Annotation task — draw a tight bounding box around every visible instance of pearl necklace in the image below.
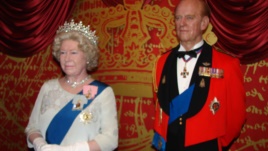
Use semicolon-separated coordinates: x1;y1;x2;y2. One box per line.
66;75;90;88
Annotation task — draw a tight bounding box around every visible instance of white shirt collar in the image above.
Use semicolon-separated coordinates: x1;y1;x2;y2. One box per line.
178;40;204;52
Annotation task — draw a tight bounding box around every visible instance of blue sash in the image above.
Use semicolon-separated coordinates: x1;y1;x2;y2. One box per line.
168;84;195;124
45;80;107;144
152;84;195;151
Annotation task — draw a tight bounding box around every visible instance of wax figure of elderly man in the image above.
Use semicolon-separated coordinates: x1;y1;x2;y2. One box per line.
152;0;246;151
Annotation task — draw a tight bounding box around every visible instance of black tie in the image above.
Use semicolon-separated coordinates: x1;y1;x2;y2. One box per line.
176;50;197;58
176;47;202;58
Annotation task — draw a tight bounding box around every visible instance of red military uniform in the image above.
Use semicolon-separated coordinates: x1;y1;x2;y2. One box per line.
152;42;246;151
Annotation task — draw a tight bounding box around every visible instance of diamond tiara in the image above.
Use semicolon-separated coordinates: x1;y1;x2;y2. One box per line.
56;19;98;45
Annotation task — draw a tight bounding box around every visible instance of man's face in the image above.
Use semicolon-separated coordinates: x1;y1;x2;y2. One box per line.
174;0;208;45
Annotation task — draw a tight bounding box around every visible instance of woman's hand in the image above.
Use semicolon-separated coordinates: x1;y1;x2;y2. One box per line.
41;141;89;151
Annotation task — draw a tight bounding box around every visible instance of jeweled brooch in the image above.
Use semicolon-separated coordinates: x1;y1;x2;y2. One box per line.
79;111;93;124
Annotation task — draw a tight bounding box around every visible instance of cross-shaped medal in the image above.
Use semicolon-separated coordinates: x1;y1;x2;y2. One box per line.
181;66;189;78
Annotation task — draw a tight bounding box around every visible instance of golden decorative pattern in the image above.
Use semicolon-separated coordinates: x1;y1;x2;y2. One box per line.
0;0;267;150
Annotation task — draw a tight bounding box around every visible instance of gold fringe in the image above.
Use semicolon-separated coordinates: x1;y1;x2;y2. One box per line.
152;55;161;93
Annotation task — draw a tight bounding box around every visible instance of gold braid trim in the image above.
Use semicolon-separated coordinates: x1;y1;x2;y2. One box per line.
152;55;162;122
152;52;170;125
152;55;161;94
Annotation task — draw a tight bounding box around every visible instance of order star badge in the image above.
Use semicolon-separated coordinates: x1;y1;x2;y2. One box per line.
79;111;93;124
210;97;220;115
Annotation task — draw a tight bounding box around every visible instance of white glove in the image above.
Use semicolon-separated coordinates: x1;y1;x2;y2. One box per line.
41;141;89;151
33;137;47;151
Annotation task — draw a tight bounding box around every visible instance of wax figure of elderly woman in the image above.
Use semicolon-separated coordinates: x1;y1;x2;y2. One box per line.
25;20;118;151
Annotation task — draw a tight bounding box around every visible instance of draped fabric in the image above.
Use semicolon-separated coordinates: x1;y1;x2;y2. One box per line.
101;0;123;7
101;0;151;8
0;0;267;61
208;0;268;64
101;0;268;64
0;0;78;57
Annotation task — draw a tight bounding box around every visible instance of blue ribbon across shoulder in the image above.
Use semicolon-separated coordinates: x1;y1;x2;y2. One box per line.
45;80;107;144
168;84;195;124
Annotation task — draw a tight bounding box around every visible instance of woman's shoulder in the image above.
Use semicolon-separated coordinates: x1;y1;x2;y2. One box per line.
42;78;60;88
45;78;59;84
92;80;109;88
91;80;114;92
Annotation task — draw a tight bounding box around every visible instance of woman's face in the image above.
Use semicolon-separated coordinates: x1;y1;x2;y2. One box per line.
59;39;87;77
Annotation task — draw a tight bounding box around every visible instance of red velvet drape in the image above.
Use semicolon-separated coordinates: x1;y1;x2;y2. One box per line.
102;0;123;7
0;0;78;57
208;0;268;64
101;0;268;64
0;0;267;62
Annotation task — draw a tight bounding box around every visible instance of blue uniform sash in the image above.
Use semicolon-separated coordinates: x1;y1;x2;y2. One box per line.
152;84;195;151
168;84;195;124
45;80;107;144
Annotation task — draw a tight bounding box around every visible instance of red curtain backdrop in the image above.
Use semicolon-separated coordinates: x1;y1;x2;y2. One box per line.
208;0;268;64
1;0;267;62
0;0;78;57
0;0;267;151
101;0;268;64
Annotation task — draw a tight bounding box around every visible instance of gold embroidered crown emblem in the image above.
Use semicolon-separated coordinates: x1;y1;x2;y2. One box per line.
57;19;98;45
